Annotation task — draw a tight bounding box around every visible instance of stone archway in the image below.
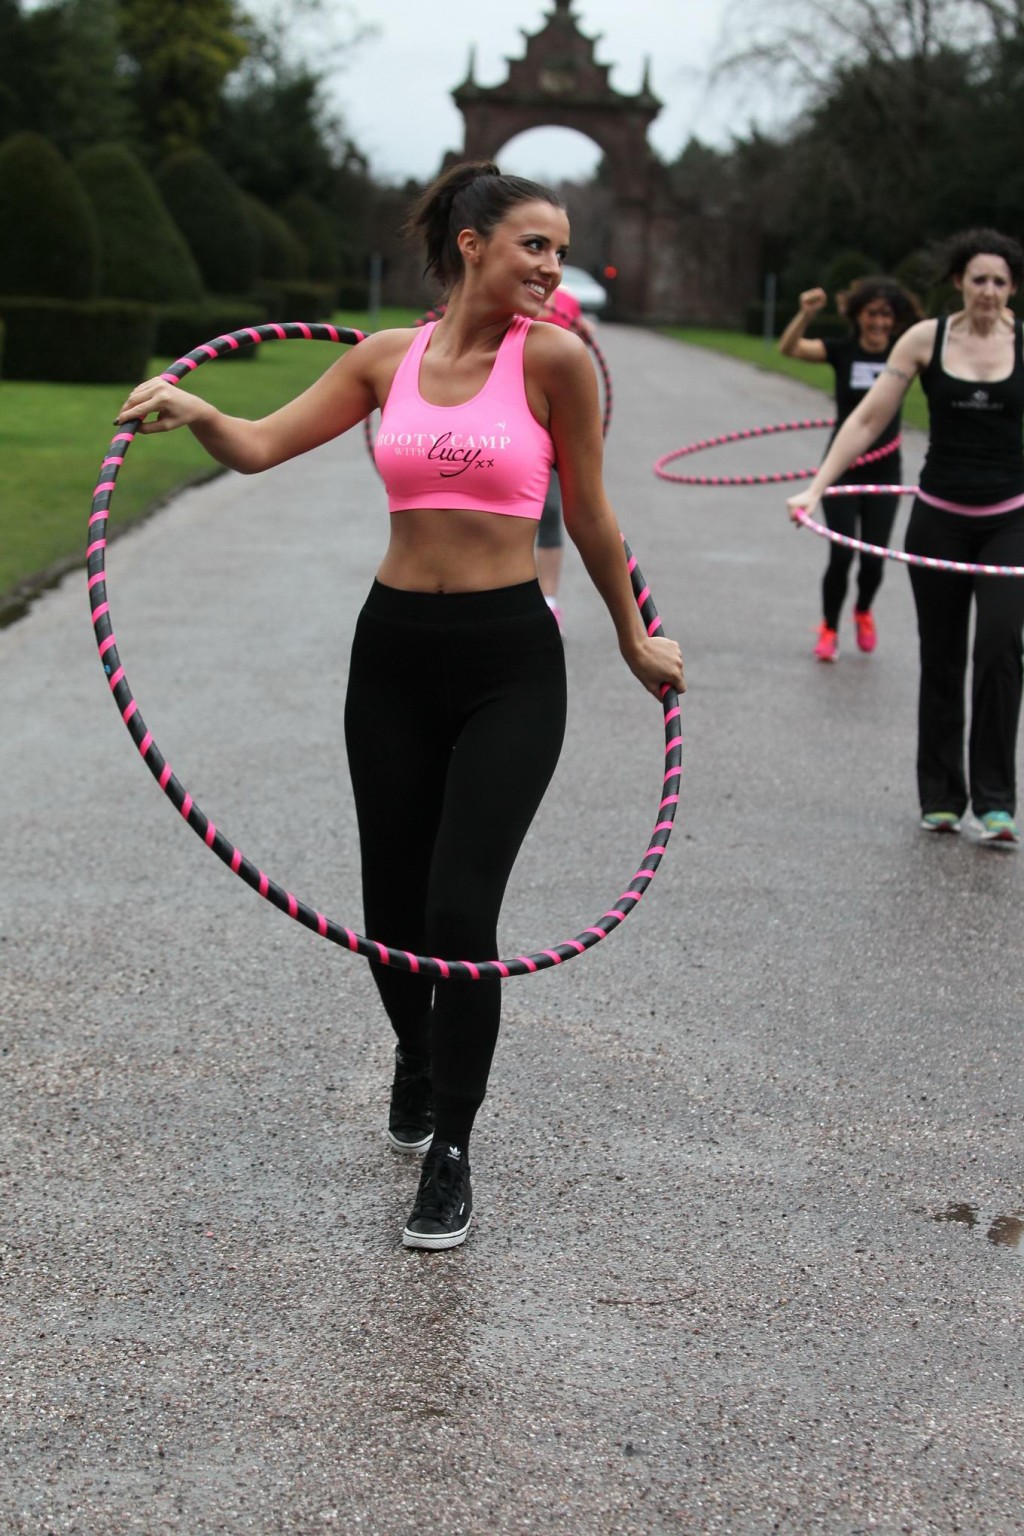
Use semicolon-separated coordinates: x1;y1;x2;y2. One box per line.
449;1;666;321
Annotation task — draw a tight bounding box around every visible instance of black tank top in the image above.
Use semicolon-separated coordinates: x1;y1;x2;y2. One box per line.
823;335;902;485
919;315;1024;505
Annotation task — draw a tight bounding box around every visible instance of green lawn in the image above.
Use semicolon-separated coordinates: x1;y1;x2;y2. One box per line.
0;308;418;611
662;327;929;433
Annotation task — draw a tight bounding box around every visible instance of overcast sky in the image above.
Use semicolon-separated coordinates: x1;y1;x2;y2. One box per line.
309;0;757;183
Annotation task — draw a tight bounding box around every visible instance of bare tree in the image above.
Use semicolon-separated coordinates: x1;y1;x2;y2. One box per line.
714;0;990;108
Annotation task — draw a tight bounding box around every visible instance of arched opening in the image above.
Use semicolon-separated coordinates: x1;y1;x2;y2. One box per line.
447;0;758;323
495;127;610;276
496;126;602;184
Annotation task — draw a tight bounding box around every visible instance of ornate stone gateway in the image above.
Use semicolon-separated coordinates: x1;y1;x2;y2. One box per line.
448;1;756;325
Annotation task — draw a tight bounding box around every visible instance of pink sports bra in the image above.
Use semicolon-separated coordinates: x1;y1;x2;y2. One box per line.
374;316;554;519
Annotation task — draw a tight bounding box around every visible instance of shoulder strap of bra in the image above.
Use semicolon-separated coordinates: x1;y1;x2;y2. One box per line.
484;314;530;396
391;321;434;394
379;321;433;419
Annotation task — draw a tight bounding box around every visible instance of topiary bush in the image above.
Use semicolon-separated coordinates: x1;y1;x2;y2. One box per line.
821;249;876;298
278;192;342;284
251;280;336;322
245;194;308;282
0;131;99;299
74;142;205;304
155;299;269;361
335;277;369;312
0;297;155;382
744;301;785;337
744;301;850;340
155;149;258;296
892;248;956;316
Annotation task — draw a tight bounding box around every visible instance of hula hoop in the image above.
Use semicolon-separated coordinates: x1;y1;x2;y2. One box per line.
795;485;1024;577
653;418;900;486
362;310;613;469
88;322;681;981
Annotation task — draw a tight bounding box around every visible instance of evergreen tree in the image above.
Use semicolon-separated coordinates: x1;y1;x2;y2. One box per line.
0;0;133;152
75;141;205;301
278;191;342;284
118;0;249;155
155;147;258;294
244;194;308;282
0;130;99;298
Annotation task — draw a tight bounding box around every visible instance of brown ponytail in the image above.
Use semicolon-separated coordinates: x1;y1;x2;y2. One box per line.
403;160;565;291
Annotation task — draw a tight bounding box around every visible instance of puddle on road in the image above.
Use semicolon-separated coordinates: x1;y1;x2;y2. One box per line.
932;1202;1024;1255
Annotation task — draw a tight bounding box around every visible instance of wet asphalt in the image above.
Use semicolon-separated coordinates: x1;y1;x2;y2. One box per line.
2;325;1022;1535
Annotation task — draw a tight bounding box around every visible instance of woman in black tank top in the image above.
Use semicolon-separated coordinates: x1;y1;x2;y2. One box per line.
788;229;1024;846
779;277;922;661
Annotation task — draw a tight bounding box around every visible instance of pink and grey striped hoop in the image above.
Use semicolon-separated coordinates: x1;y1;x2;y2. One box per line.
362;309;612;468
654;417;900;486
795;487;1024;576
88;322;681;980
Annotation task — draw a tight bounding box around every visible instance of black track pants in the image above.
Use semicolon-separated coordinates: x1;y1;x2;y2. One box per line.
344;579;567;1139
821;492;900;630
905;500;1024;817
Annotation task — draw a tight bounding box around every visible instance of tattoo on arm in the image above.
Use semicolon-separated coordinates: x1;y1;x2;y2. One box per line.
884;363;912;381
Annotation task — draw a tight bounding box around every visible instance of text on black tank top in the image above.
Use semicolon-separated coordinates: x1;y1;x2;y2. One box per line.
919;314;1024;506
823;335;902;485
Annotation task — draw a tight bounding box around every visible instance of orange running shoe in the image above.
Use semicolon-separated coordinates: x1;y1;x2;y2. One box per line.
854;609;877;653
813;623;839;662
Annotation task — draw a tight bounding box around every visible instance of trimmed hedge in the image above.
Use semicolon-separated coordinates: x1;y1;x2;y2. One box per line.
74;142;205;304
0;297;156;382
335;277;370;312
278;192;342;283
156;150;259;296
251;280;336;323
155;300;270;361
0;132;100;299
245;194;308;281
821;250;876;294
804;313;850;340
745;301;850;340
744;301;786;337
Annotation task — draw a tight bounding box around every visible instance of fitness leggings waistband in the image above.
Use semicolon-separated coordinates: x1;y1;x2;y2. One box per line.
362;578;548;626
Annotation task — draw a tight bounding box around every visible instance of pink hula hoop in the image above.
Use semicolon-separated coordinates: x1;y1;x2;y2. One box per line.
796;486;1024;576
89;323;682;980
654;417;901;486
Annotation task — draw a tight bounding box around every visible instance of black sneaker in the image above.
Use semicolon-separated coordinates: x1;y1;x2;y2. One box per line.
402;1142;472;1250
388;1048;434;1154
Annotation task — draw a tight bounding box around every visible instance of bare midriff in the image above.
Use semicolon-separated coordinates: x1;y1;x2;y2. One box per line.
375;506;541;593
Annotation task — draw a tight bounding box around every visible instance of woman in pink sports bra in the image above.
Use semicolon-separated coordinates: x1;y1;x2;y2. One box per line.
116;160;685;1252
788;228;1024;847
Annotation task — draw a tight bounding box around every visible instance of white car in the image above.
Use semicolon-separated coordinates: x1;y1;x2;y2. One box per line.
558;264;608;316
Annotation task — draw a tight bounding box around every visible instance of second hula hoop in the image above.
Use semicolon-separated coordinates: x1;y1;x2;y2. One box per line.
89;322;680;981
656;414;1024;576
654;417;900;486
796;487;1024;577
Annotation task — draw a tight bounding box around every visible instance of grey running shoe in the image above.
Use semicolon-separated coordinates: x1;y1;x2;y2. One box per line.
920;811;961;834
979;811;1019;847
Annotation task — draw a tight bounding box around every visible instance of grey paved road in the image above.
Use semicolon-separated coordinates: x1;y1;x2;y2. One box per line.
2;326;1021;1535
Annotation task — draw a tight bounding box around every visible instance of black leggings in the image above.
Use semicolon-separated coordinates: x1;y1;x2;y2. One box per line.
343;580;567;1142
821;491;900;630
905;500;1024;817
